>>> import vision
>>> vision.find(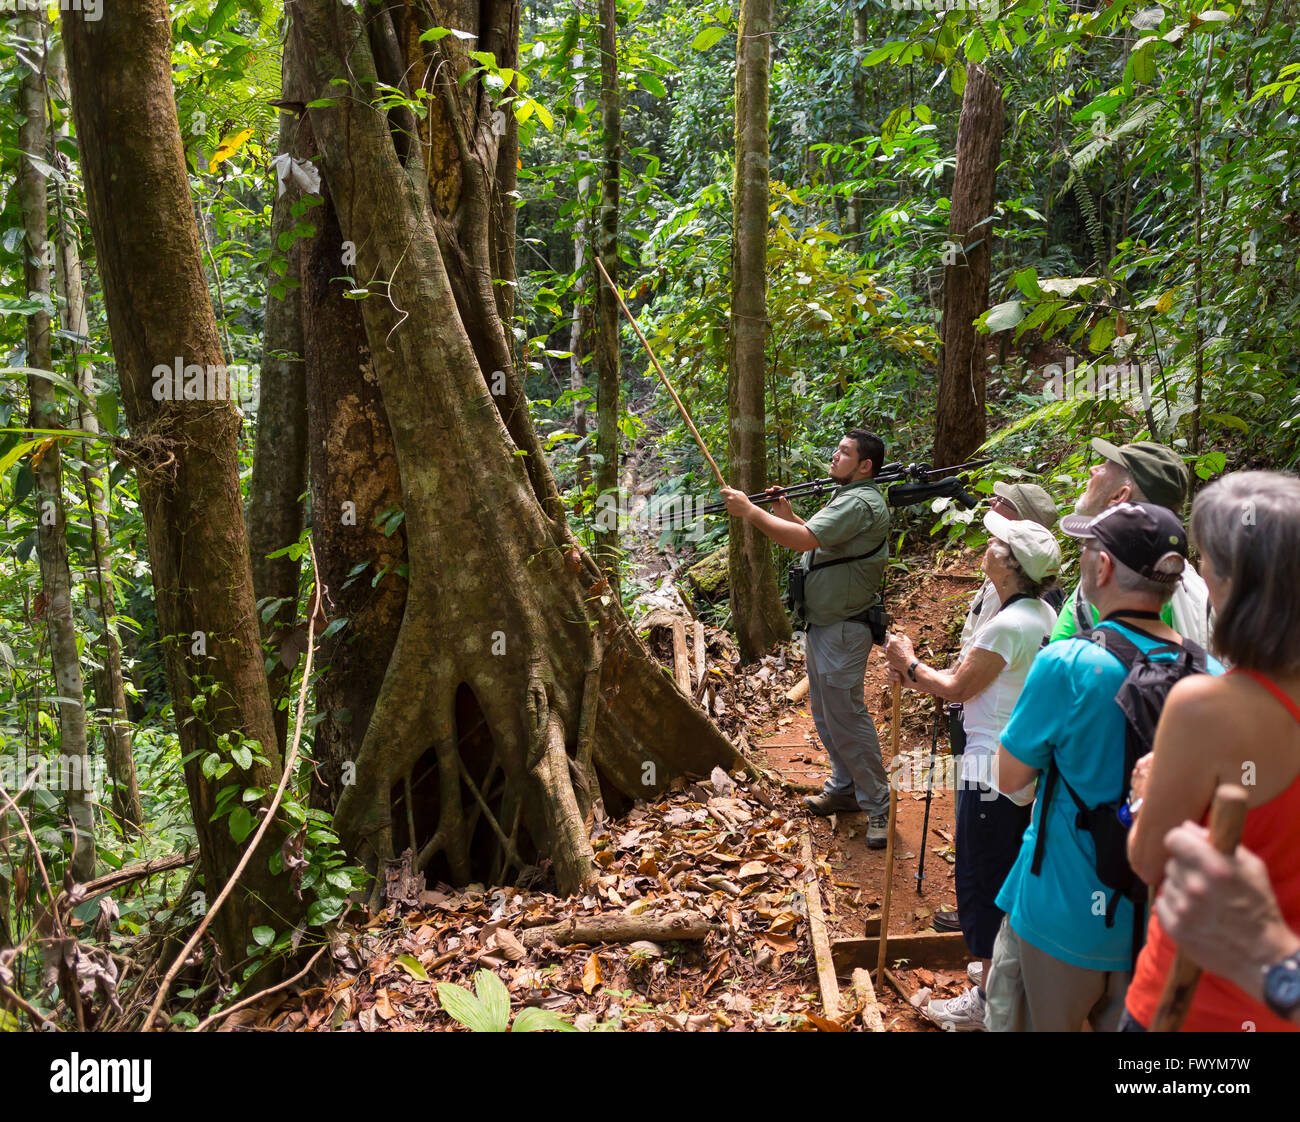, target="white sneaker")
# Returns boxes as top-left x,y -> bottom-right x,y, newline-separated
967,960 -> 984,989
923,985 -> 986,1032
